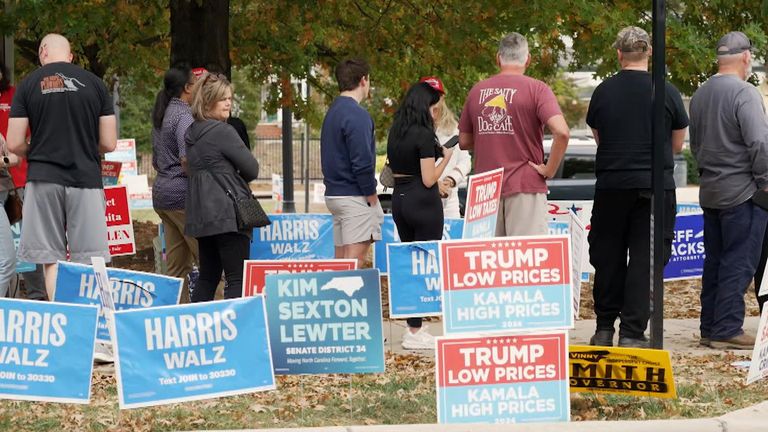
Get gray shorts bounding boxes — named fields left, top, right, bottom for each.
left=19, top=181, right=111, bottom=264
left=325, top=196, right=384, bottom=246
left=495, top=192, right=549, bottom=237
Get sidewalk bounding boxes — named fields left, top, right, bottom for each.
left=383, top=316, right=761, bottom=356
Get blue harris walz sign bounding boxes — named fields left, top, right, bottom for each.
left=374, top=215, right=463, bottom=275
left=53, top=262, right=183, bottom=343
left=387, top=241, right=442, bottom=317
left=664, top=213, right=705, bottom=280
left=0, top=298, right=98, bottom=403
left=251, top=214, right=335, bottom=260
left=265, top=268, right=385, bottom=374
left=112, top=297, right=276, bottom=409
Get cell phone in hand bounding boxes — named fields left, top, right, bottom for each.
left=753, top=189, right=768, bottom=211
left=443, top=135, right=459, bottom=148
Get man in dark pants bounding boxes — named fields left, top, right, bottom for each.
left=586, top=26, right=689, bottom=348
left=691, top=32, right=768, bottom=350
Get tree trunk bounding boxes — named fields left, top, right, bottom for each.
left=170, top=0, right=231, bottom=79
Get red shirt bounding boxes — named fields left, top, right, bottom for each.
left=459, top=73, right=562, bottom=197
left=1, top=85, right=28, bottom=188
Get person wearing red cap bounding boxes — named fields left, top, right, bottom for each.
left=420, top=76, right=472, bottom=218
left=459, top=32, right=570, bottom=236
left=387, top=81, right=455, bottom=349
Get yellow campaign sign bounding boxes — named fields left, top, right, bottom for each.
left=568, top=345, right=676, bottom=399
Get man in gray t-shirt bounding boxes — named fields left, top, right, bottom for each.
left=690, top=31, right=768, bottom=350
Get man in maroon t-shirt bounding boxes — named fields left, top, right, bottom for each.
left=459, top=32, right=570, bottom=236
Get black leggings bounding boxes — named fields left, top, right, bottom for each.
left=192, top=232, right=250, bottom=302
left=392, top=177, right=444, bottom=328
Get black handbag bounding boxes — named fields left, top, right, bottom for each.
left=207, top=171, right=271, bottom=229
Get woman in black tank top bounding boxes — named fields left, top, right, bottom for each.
left=387, top=81, right=454, bottom=349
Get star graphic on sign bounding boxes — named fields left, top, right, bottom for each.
left=569, top=204, right=582, bottom=214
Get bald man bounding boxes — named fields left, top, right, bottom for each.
left=6, top=33, right=117, bottom=299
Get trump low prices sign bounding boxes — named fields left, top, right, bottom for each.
left=462, top=168, right=503, bottom=239
left=105, top=185, right=136, bottom=257
left=242, top=259, right=357, bottom=297
left=374, top=215, right=463, bottom=275
left=747, top=307, right=768, bottom=385
left=569, top=346, right=676, bottom=398
left=265, top=268, right=385, bottom=374
left=0, top=299, right=98, bottom=404
left=387, top=241, right=442, bottom=318
left=250, top=214, right=334, bottom=260
left=54, top=262, right=182, bottom=343
left=440, top=236, right=573, bottom=335
left=436, top=332, right=569, bottom=424
left=112, top=297, right=275, bottom=409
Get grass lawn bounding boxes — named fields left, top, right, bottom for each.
left=1, top=352, right=766, bottom=431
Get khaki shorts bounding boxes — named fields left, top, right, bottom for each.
left=495, top=193, right=548, bottom=237
left=18, top=181, right=111, bottom=264
left=325, top=196, right=384, bottom=246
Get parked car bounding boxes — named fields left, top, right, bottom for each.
left=377, top=135, right=598, bottom=215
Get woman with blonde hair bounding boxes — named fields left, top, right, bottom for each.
left=420, top=77, right=471, bottom=218
left=184, top=72, right=259, bottom=301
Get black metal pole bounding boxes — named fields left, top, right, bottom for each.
left=304, top=84, right=311, bottom=213
left=282, top=105, right=296, bottom=213
left=650, top=0, right=666, bottom=349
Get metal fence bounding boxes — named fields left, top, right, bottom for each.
left=136, top=135, right=323, bottom=184
left=252, top=136, right=322, bottom=182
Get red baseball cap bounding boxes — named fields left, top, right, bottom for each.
left=419, top=76, right=445, bottom=94
left=192, top=67, right=208, bottom=79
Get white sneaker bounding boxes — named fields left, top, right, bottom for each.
left=402, top=326, right=436, bottom=350
left=93, top=342, right=114, bottom=364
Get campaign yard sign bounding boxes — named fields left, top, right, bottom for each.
left=105, top=138, right=137, bottom=178
left=0, top=298, right=98, bottom=404
left=462, top=168, right=504, bottom=239
left=251, top=214, right=334, bottom=260
left=568, top=212, right=587, bottom=320
left=9, top=222, right=35, bottom=273
left=264, top=268, right=385, bottom=375
left=387, top=241, right=442, bottom=318
left=569, top=345, right=676, bottom=398
left=436, top=332, right=569, bottom=424
left=242, top=259, right=357, bottom=297
left=54, top=262, right=183, bottom=343
left=112, top=297, right=275, bottom=409
left=440, top=236, right=573, bottom=335
left=101, top=160, right=122, bottom=186
left=374, top=215, right=463, bottom=275
left=747, top=307, right=768, bottom=385
left=664, top=213, right=705, bottom=281
left=105, top=185, right=136, bottom=256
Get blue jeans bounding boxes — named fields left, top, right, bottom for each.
left=0, top=190, right=17, bottom=297
left=701, top=200, right=768, bottom=340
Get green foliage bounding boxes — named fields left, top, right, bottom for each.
left=682, top=147, right=699, bottom=185
left=119, top=75, right=161, bottom=153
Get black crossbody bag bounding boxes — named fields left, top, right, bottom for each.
left=206, top=170, right=271, bottom=229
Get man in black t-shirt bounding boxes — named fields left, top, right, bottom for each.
left=6, top=33, right=117, bottom=298
left=585, top=27, right=689, bottom=348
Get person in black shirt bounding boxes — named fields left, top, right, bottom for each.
left=6, top=33, right=117, bottom=298
left=387, top=82, right=454, bottom=349
left=586, top=27, right=689, bottom=348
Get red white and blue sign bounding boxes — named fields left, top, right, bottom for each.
left=387, top=241, right=442, bottom=318
left=242, top=259, right=357, bottom=297
left=250, top=214, right=335, bottom=260
left=462, top=168, right=504, bottom=239
left=0, top=298, right=99, bottom=404
left=440, top=236, right=573, bottom=335
left=374, top=215, right=463, bottom=275
left=436, top=332, right=569, bottom=424
left=112, top=297, right=275, bottom=409
left=264, top=268, right=385, bottom=375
